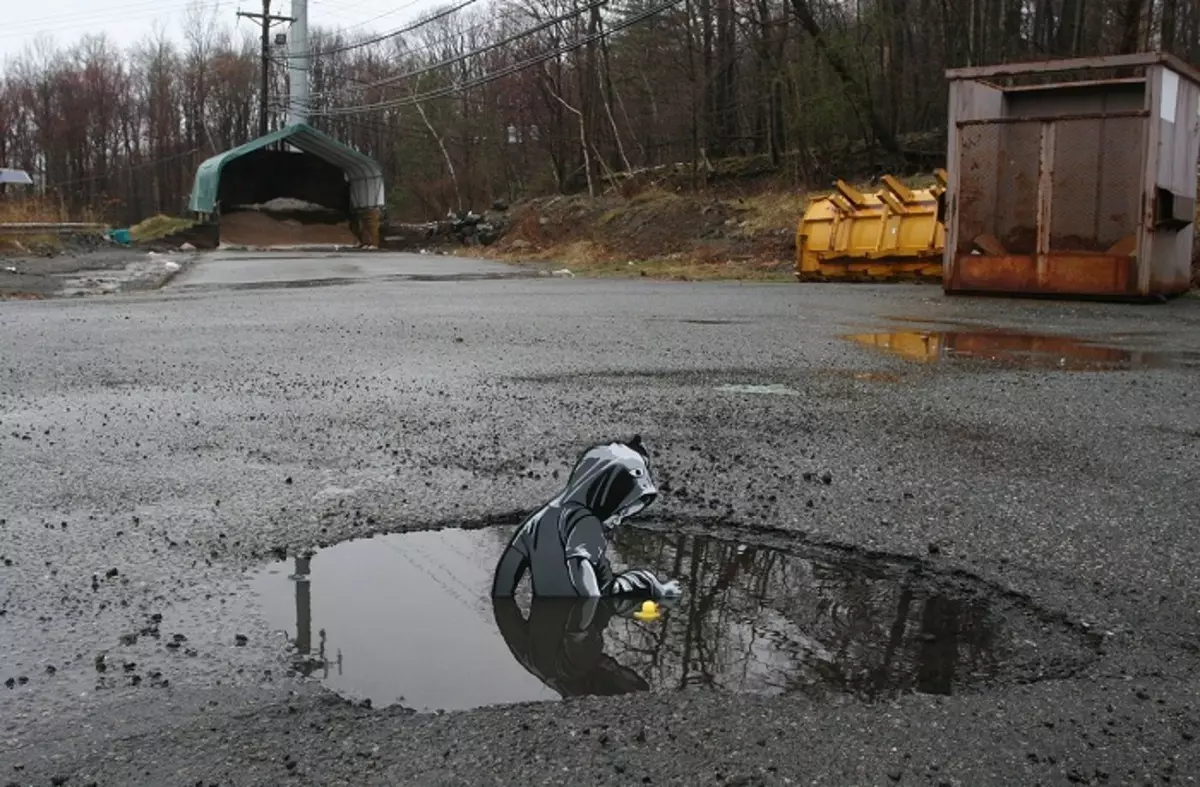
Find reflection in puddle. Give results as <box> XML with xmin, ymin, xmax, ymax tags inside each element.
<box><xmin>845</xmin><ymin>329</ymin><xmax>1197</xmax><ymax>370</ymax></box>
<box><xmin>251</xmin><ymin>526</ymin><xmax>1090</xmax><ymax>711</ymax></box>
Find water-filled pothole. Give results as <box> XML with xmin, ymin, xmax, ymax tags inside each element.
<box><xmin>251</xmin><ymin>525</ymin><xmax>1095</xmax><ymax>711</ymax></box>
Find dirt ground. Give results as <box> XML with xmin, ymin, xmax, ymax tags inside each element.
<box><xmin>219</xmin><ymin>211</ymin><xmax>358</xmax><ymax>247</ymax></box>
<box><xmin>479</xmin><ymin>189</ymin><xmax>804</xmax><ymax>281</ymax></box>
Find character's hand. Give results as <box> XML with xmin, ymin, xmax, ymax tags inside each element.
<box><xmin>657</xmin><ymin>579</ymin><xmax>682</xmax><ymax>598</ymax></box>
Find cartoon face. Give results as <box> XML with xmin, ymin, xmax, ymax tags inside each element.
<box><xmin>561</xmin><ymin>438</ymin><xmax>658</xmax><ymax>529</ymax></box>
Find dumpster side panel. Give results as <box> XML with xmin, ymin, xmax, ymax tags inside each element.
<box><xmin>1140</xmin><ymin>65</ymin><xmax>1200</xmax><ymax>295</ymax></box>
<box><xmin>944</xmin><ymin>80</ymin><xmax>1006</xmax><ymax>282</ymax></box>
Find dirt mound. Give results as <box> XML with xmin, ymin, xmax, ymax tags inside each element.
<box><xmin>219</xmin><ymin>210</ymin><xmax>358</xmax><ymax>247</ymax></box>
<box><xmin>488</xmin><ymin>189</ymin><xmax>798</xmax><ymax>272</ymax></box>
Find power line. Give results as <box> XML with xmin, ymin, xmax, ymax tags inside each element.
<box><xmin>311</xmin><ymin>0</ymin><xmax>683</xmax><ymax>116</ymax></box>
<box><xmin>42</xmin><ymin>147</ymin><xmax>202</xmax><ymax>191</ymax></box>
<box><xmin>238</xmin><ymin>0</ymin><xmax>295</xmax><ymax>136</ymax></box>
<box><xmin>1</xmin><ymin>2</ymin><xmax>238</xmax><ymax>45</ymax></box>
<box><xmin>333</xmin><ymin>0</ymin><xmax>435</xmax><ymax>33</ymax></box>
<box><xmin>279</xmin><ymin>0</ymin><xmax>483</xmax><ymax>60</ymax></box>
<box><xmin>1</xmin><ymin>0</ymin><xmax>199</xmax><ymax>34</ymax></box>
<box><xmin>306</xmin><ymin>0</ymin><xmax>608</xmax><ymax>100</ymax></box>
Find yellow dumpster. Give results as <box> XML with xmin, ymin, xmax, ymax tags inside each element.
<box><xmin>796</xmin><ymin>170</ymin><xmax>947</xmax><ymax>281</ymax></box>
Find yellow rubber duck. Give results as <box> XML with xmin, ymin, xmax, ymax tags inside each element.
<box><xmin>632</xmin><ymin>600</ymin><xmax>661</xmax><ymax>621</ymax></box>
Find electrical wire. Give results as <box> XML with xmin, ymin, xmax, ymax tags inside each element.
<box><xmin>0</xmin><ymin>0</ymin><xmax>237</xmax><ymax>42</ymax></box>
<box><xmin>328</xmin><ymin>0</ymin><xmax>436</xmax><ymax>33</ymax></box>
<box><xmin>306</xmin><ymin>0</ymin><xmax>608</xmax><ymax>99</ymax></box>
<box><xmin>310</xmin><ymin>0</ymin><xmax>683</xmax><ymax>116</ymax></box>
<box><xmin>278</xmin><ymin>0</ymin><xmax>483</xmax><ymax>60</ymax></box>
<box><xmin>42</xmin><ymin>147</ymin><xmax>202</xmax><ymax>191</ymax></box>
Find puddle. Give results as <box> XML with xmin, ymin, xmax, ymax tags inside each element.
<box><xmin>251</xmin><ymin>526</ymin><xmax>1094</xmax><ymax>711</ymax></box>
<box><xmin>714</xmin><ymin>383</ymin><xmax>801</xmax><ymax>396</ymax></box>
<box><xmin>845</xmin><ymin>329</ymin><xmax>1198</xmax><ymax>371</ymax></box>
<box><xmin>832</xmin><ymin>370</ymin><xmax>903</xmax><ymax>383</ymax></box>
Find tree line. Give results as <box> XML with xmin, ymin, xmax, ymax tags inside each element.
<box><xmin>1</xmin><ymin>0</ymin><xmax>1196</xmax><ymax>224</ymax></box>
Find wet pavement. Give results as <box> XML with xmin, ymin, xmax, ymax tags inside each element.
<box><xmin>1</xmin><ymin>255</ymin><xmax>1199</xmax><ymax>785</ymax></box>
<box><xmin>166</xmin><ymin>249</ymin><xmax>534</xmax><ymax>290</ymax></box>
<box><xmin>0</xmin><ymin>248</ymin><xmax>191</xmax><ymax>298</ymax></box>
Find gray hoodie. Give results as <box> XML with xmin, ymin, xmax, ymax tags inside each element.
<box><xmin>490</xmin><ymin>437</ymin><xmax>678</xmax><ymax>598</ymax></box>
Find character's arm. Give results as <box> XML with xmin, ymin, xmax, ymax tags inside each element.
<box><xmin>566</xmin><ymin>557</ymin><xmax>603</xmax><ymax>597</ymax></box>
<box><xmin>610</xmin><ymin>568</ymin><xmax>682</xmax><ymax>599</ymax></box>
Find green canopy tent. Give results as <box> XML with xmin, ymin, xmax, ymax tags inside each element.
<box><xmin>187</xmin><ymin>124</ymin><xmax>385</xmax><ymax>244</ymax></box>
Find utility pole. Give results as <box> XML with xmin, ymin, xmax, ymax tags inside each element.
<box><xmin>287</xmin><ymin>0</ymin><xmax>310</xmax><ymax>126</ymax></box>
<box><xmin>238</xmin><ymin>0</ymin><xmax>294</xmax><ymax>138</ymax></box>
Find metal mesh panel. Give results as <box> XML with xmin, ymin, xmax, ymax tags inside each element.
<box><xmin>957</xmin><ymin>116</ymin><xmax>1143</xmax><ymax>257</ymax></box>
<box><xmin>955</xmin><ymin>124</ymin><xmax>1000</xmax><ymax>253</ymax></box>
<box><xmin>1048</xmin><ymin>116</ymin><xmax>1142</xmax><ymax>252</ymax></box>
<box><xmin>1048</xmin><ymin>119</ymin><xmax>1101</xmax><ymax>250</ymax></box>
<box><xmin>994</xmin><ymin>123</ymin><xmax>1042</xmax><ymax>254</ymax></box>
<box><xmin>1096</xmin><ymin>116</ymin><xmax>1143</xmax><ymax>250</ymax></box>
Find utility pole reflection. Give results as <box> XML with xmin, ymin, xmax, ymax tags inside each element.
<box><xmin>290</xmin><ymin>555</ymin><xmax>341</xmax><ymax>678</ymax></box>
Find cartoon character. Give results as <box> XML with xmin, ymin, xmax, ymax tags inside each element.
<box><xmin>490</xmin><ymin>435</ymin><xmax>682</xmax><ymax>599</ymax></box>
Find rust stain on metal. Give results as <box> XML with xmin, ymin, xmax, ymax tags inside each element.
<box><xmin>949</xmin><ymin>253</ymin><xmax>1137</xmax><ymax>295</ymax></box>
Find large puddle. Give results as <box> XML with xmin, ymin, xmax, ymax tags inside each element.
<box><xmin>845</xmin><ymin>328</ymin><xmax>1199</xmax><ymax>371</ymax></box>
<box><xmin>251</xmin><ymin>526</ymin><xmax>1095</xmax><ymax>711</ymax></box>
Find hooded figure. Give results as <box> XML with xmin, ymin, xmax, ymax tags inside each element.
<box><xmin>490</xmin><ymin>435</ymin><xmax>681</xmax><ymax>599</ymax></box>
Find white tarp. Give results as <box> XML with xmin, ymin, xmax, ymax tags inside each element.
<box><xmin>0</xmin><ymin>168</ymin><xmax>33</xmax><ymax>185</ymax></box>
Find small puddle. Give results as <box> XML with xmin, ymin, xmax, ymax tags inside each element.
<box><xmin>844</xmin><ymin>329</ymin><xmax>1198</xmax><ymax>371</ymax></box>
<box><xmin>251</xmin><ymin>526</ymin><xmax>1094</xmax><ymax>711</ymax></box>
<box><xmin>714</xmin><ymin>383</ymin><xmax>801</xmax><ymax>396</ymax></box>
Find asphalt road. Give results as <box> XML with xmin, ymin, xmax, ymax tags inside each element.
<box><xmin>2</xmin><ymin>251</ymin><xmax>1199</xmax><ymax>786</ymax></box>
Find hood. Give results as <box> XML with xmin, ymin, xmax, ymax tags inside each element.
<box><xmin>556</xmin><ymin>440</ymin><xmax>658</xmax><ymax>525</ymax></box>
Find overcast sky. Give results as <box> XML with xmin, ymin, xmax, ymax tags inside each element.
<box><xmin>0</xmin><ymin>0</ymin><xmax>446</xmax><ymax>63</ymax></box>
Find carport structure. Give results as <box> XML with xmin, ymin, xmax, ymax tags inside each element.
<box><xmin>187</xmin><ymin>123</ymin><xmax>386</xmax><ymax>246</ymax></box>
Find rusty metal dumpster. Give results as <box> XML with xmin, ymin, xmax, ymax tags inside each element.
<box><xmin>942</xmin><ymin>53</ymin><xmax>1200</xmax><ymax>300</ymax></box>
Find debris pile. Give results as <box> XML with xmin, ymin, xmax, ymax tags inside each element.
<box><xmin>382</xmin><ymin>203</ymin><xmax>511</xmax><ymax>251</ymax></box>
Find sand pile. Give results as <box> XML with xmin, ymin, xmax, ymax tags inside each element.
<box><xmin>219</xmin><ymin>210</ymin><xmax>358</xmax><ymax>247</ymax></box>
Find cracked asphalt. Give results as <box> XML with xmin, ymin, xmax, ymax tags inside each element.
<box><xmin>1</xmin><ymin>250</ymin><xmax>1199</xmax><ymax>786</ymax></box>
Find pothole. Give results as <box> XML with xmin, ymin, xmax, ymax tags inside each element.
<box><xmin>250</xmin><ymin>525</ymin><xmax>1096</xmax><ymax>712</ymax></box>
<box><xmin>845</xmin><ymin>328</ymin><xmax>1200</xmax><ymax>371</ymax></box>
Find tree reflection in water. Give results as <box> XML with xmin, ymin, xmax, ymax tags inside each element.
<box><xmin>491</xmin><ymin>529</ymin><xmax>1003</xmax><ymax>702</ymax></box>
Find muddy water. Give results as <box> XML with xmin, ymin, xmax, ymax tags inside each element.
<box><xmin>845</xmin><ymin>328</ymin><xmax>1200</xmax><ymax>371</ymax></box>
<box><xmin>251</xmin><ymin>526</ymin><xmax>1092</xmax><ymax>711</ymax></box>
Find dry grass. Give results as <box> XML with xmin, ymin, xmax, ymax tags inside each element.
<box><xmin>733</xmin><ymin>191</ymin><xmax>809</xmax><ymax>234</ymax></box>
<box><xmin>0</xmin><ymin>197</ymin><xmax>98</xmax><ymax>254</ymax></box>
<box><xmin>0</xmin><ymin>196</ymin><xmax>94</xmax><ymax>224</ymax></box>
